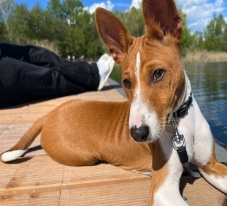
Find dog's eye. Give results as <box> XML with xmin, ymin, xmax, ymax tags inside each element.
<box><xmin>123</xmin><ymin>79</ymin><xmax>131</xmax><ymax>89</ymax></box>
<box><xmin>153</xmin><ymin>69</ymin><xmax>165</xmax><ymax>81</ymax></box>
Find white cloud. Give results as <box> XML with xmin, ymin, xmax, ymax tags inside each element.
<box><xmin>175</xmin><ymin>0</ymin><xmax>225</xmax><ymax>32</ymax></box>
<box><xmin>127</xmin><ymin>0</ymin><xmax>226</xmax><ymax>32</ymax></box>
<box><xmin>129</xmin><ymin>0</ymin><xmax>141</xmax><ymax>9</ymax></box>
<box><xmin>114</xmin><ymin>3</ymin><xmax>131</xmax><ymax>8</ymax></box>
<box><xmin>85</xmin><ymin>0</ymin><xmax>114</xmax><ymax>14</ymax></box>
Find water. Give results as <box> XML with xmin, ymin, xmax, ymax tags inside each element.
<box><xmin>110</xmin><ymin>62</ymin><xmax>227</xmax><ymax>146</ymax></box>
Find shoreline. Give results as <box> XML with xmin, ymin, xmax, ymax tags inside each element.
<box><xmin>182</xmin><ymin>50</ymin><xmax>227</xmax><ymax>63</ymax></box>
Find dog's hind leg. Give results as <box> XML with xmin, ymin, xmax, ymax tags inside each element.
<box><xmin>1</xmin><ymin>115</ymin><xmax>46</xmax><ymax>162</ymax></box>
<box><xmin>198</xmin><ymin>137</ymin><xmax>227</xmax><ymax>194</ymax></box>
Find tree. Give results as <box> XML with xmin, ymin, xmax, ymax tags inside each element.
<box><xmin>221</xmin><ymin>25</ymin><xmax>227</xmax><ymax>51</ymax></box>
<box><xmin>203</xmin><ymin>14</ymin><xmax>227</xmax><ymax>51</ymax></box>
<box><xmin>61</xmin><ymin>0</ymin><xmax>83</xmax><ymax>23</ymax></box>
<box><xmin>58</xmin><ymin>23</ymin><xmax>85</xmax><ymax>57</ymax></box>
<box><xmin>2</xmin><ymin>0</ymin><xmax>207</xmax><ymax>58</ymax></box>
<box><xmin>0</xmin><ymin>21</ymin><xmax>6</xmax><ymax>41</ymax></box>
<box><xmin>116</xmin><ymin>6</ymin><xmax>144</xmax><ymax>37</ymax></box>
<box><xmin>47</xmin><ymin>0</ymin><xmax>92</xmax><ymax>56</ymax></box>
<box><xmin>57</xmin><ymin>8</ymin><xmax>103</xmax><ymax>58</ymax></box>
<box><xmin>83</xmin><ymin>14</ymin><xmax>103</xmax><ymax>58</ymax></box>
<box><xmin>0</xmin><ymin>0</ymin><xmax>16</xmax><ymax>31</ymax></box>
<box><xmin>26</xmin><ymin>3</ymin><xmax>47</xmax><ymax>40</ymax></box>
<box><xmin>47</xmin><ymin>0</ymin><xmax>62</xmax><ymax>19</ymax></box>
<box><xmin>0</xmin><ymin>0</ymin><xmax>16</xmax><ymax>38</ymax></box>
<box><xmin>47</xmin><ymin>0</ymin><xmax>83</xmax><ymax>23</ymax></box>
<box><xmin>178</xmin><ymin>10</ymin><xmax>196</xmax><ymax>54</ymax></box>
<box><xmin>7</xmin><ymin>3</ymin><xmax>29</xmax><ymax>42</ymax></box>
<box><xmin>193</xmin><ymin>31</ymin><xmax>205</xmax><ymax>50</ymax></box>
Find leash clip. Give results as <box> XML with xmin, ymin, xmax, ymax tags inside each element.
<box><xmin>172</xmin><ymin>134</ymin><xmax>186</xmax><ymax>150</ymax></box>
<box><xmin>172</xmin><ymin>115</ymin><xmax>185</xmax><ymax>150</ymax></box>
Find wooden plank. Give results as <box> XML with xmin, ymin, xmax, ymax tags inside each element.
<box><xmin>0</xmin><ymin>84</ymin><xmax>227</xmax><ymax>206</ymax></box>
<box><xmin>0</xmin><ymin>172</ymin><xmax>148</xmax><ymax>194</ymax></box>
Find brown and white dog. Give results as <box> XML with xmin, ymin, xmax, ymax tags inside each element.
<box><xmin>1</xmin><ymin>0</ymin><xmax>227</xmax><ymax>205</ymax></box>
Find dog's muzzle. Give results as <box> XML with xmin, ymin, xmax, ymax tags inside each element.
<box><xmin>130</xmin><ymin>125</ymin><xmax>149</xmax><ymax>142</ymax></box>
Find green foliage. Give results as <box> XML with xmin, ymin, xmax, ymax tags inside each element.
<box><xmin>0</xmin><ymin>0</ymin><xmax>16</xmax><ymax>40</ymax></box>
<box><xmin>0</xmin><ymin>0</ymin><xmax>16</xmax><ymax>25</ymax></box>
<box><xmin>178</xmin><ymin>10</ymin><xmax>196</xmax><ymax>55</ymax></box>
<box><xmin>193</xmin><ymin>32</ymin><xmax>204</xmax><ymax>49</ymax></box>
<box><xmin>7</xmin><ymin>3</ymin><xmax>29</xmax><ymax>42</ymax></box>
<box><xmin>203</xmin><ymin>14</ymin><xmax>227</xmax><ymax>51</ymax></box>
<box><xmin>45</xmin><ymin>0</ymin><xmax>102</xmax><ymax>58</ymax></box>
<box><xmin>0</xmin><ymin>21</ymin><xmax>7</xmax><ymax>41</ymax></box>
<box><xmin>115</xmin><ymin>6</ymin><xmax>144</xmax><ymax>37</ymax></box>
<box><xmin>26</xmin><ymin>3</ymin><xmax>48</xmax><ymax>40</ymax></box>
<box><xmin>0</xmin><ymin>0</ymin><xmax>226</xmax><ymax>57</ymax></box>
<box><xmin>47</xmin><ymin>0</ymin><xmax>62</xmax><ymax>19</ymax></box>
<box><xmin>1</xmin><ymin>0</ymin><xmax>104</xmax><ymax>58</ymax></box>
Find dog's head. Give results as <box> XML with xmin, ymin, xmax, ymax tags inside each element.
<box><xmin>95</xmin><ymin>0</ymin><xmax>185</xmax><ymax>143</ymax></box>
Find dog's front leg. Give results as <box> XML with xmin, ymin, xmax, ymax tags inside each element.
<box><xmin>192</xmin><ymin>106</ymin><xmax>227</xmax><ymax>194</ymax></box>
<box><xmin>148</xmin><ymin>142</ymin><xmax>188</xmax><ymax>206</ymax></box>
<box><xmin>197</xmin><ymin>137</ymin><xmax>227</xmax><ymax>194</ymax></box>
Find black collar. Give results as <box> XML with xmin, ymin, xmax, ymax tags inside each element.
<box><xmin>173</xmin><ymin>92</ymin><xmax>192</xmax><ymax>118</ymax></box>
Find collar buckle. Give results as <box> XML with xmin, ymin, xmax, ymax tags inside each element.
<box><xmin>173</xmin><ymin>93</ymin><xmax>192</xmax><ymax>118</ymax></box>
<box><xmin>178</xmin><ymin>104</ymin><xmax>188</xmax><ymax>117</ymax></box>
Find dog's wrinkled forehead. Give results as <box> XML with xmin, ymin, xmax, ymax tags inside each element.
<box><xmin>121</xmin><ymin>37</ymin><xmax>144</xmax><ymax>69</ymax></box>
<box><xmin>122</xmin><ymin>35</ymin><xmax>179</xmax><ymax>73</ymax></box>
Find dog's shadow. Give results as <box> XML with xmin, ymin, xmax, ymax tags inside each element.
<box><xmin>180</xmin><ymin>163</ymin><xmax>227</xmax><ymax>206</ymax></box>
<box><xmin>3</xmin><ymin>145</ymin><xmax>109</xmax><ymax>166</ymax></box>
<box><xmin>5</xmin><ymin>157</ymin><xmax>33</xmax><ymax>164</ymax></box>
<box><xmin>102</xmin><ymin>85</ymin><xmax>122</xmax><ymax>91</ymax></box>
<box><xmin>179</xmin><ymin>175</ymin><xmax>196</xmax><ymax>200</ymax></box>
<box><xmin>180</xmin><ymin>164</ymin><xmax>201</xmax><ymax>202</ymax></box>
<box><xmin>180</xmin><ymin>177</ymin><xmax>227</xmax><ymax>206</ymax></box>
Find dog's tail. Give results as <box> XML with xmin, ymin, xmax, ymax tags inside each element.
<box><xmin>1</xmin><ymin>115</ymin><xmax>47</xmax><ymax>162</ymax></box>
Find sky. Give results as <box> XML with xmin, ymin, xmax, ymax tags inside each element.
<box><xmin>15</xmin><ymin>0</ymin><xmax>227</xmax><ymax>33</ymax></box>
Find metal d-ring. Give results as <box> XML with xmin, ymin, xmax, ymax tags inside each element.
<box><xmin>172</xmin><ymin>134</ymin><xmax>186</xmax><ymax>150</ymax></box>
<box><xmin>172</xmin><ymin>115</ymin><xmax>186</xmax><ymax>150</ymax></box>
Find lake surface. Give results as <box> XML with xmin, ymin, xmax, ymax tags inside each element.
<box><xmin>110</xmin><ymin>62</ymin><xmax>227</xmax><ymax>146</ymax></box>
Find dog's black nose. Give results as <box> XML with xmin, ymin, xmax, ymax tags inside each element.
<box><xmin>130</xmin><ymin>125</ymin><xmax>149</xmax><ymax>142</ymax></box>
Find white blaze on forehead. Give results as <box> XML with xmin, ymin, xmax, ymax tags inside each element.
<box><xmin>135</xmin><ymin>51</ymin><xmax>141</xmax><ymax>94</ymax></box>
<box><xmin>129</xmin><ymin>51</ymin><xmax>160</xmax><ymax>141</ymax></box>
<box><xmin>135</xmin><ymin>52</ymin><xmax>141</xmax><ymax>98</ymax></box>
<box><xmin>136</xmin><ymin>52</ymin><xmax>140</xmax><ymax>75</ymax></box>
<box><xmin>129</xmin><ymin>52</ymin><xmax>142</xmax><ymax>128</ymax></box>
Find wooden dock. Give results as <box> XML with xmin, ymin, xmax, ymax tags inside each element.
<box><xmin>0</xmin><ymin>80</ymin><xmax>227</xmax><ymax>206</ymax></box>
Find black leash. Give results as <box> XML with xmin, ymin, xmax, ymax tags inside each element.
<box><xmin>172</xmin><ymin>116</ymin><xmax>201</xmax><ymax>178</ymax></box>
<box><xmin>172</xmin><ymin>93</ymin><xmax>201</xmax><ymax>178</ymax></box>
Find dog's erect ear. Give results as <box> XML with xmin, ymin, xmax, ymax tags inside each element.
<box><xmin>143</xmin><ymin>0</ymin><xmax>182</xmax><ymax>43</ymax></box>
<box><xmin>95</xmin><ymin>8</ymin><xmax>134</xmax><ymax>64</ymax></box>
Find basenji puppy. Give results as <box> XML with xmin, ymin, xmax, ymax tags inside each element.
<box><xmin>1</xmin><ymin>0</ymin><xmax>227</xmax><ymax>205</ymax></box>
